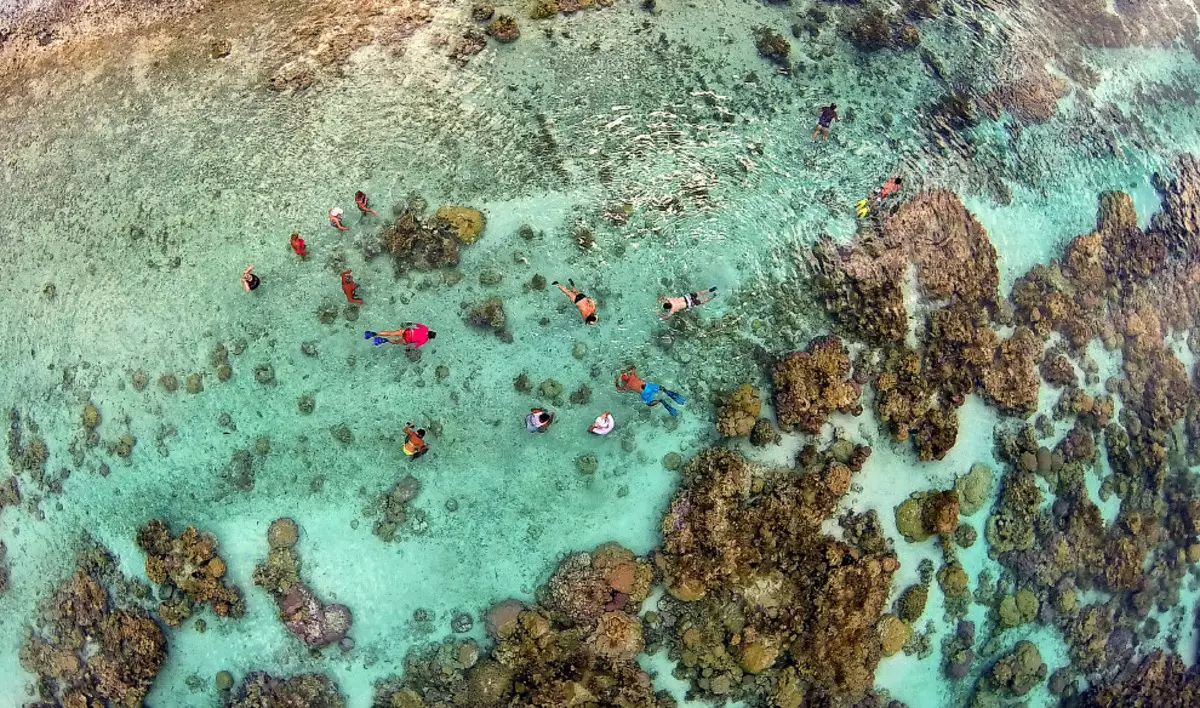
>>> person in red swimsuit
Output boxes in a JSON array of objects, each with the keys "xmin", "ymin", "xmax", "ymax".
[
  {"xmin": 355, "ymin": 191, "xmax": 378, "ymax": 216},
  {"xmin": 290, "ymin": 233, "xmax": 308, "ymax": 258},
  {"xmin": 340, "ymin": 270, "xmax": 363, "ymax": 305},
  {"xmin": 364, "ymin": 324, "xmax": 437, "ymax": 348}
]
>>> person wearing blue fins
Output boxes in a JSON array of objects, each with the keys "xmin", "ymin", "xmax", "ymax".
[
  {"xmin": 616, "ymin": 366, "xmax": 686, "ymax": 416},
  {"xmin": 363, "ymin": 324, "xmax": 436, "ymax": 348}
]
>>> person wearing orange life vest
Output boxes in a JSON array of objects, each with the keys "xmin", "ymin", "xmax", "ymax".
[
  {"xmin": 402, "ymin": 423, "xmax": 429, "ymax": 459},
  {"xmin": 552, "ymin": 279, "xmax": 599, "ymax": 325},
  {"xmin": 588, "ymin": 411, "xmax": 615, "ymax": 435},
  {"xmin": 659, "ymin": 286, "xmax": 718, "ymax": 320},
  {"xmin": 526, "ymin": 408, "xmax": 555, "ymax": 433}
]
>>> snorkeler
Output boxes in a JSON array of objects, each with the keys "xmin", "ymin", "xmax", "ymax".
[
  {"xmin": 526, "ymin": 408, "xmax": 555, "ymax": 433},
  {"xmin": 552, "ymin": 279, "xmax": 599, "ymax": 325},
  {"xmin": 659, "ymin": 286, "xmax": 718, "ymax": 320},
  {"xmin": 588, "ymin": 411, "xmax": 615, "ymax": 435},
  {"xmin": 329, "ymin": 208, "xmax": 349, "ymax": 231},
  {"xmin": 402, "ymin": 422, "xmax": 429, "ymax": 459},
  {"xmin": 290, "ymin": 233, "xmax": 308, "ymax": 258},
  {"xmin": 812, "ymin": 103, "xmax": 839, "ymax": 142},
  {"xmin": 364, "ymin": 324, "xmax": 437, "ymax": 348},
  {"xmin": 856, "ymin": 176, "xmax": 904, "ymax": 218},
  {"xmin": 616, "ymin": 366, "xmax": 687, "ymax": 416},
  {"xmin": 241, "ymin": 264, "xmax": 260, "ymax": 292},
  {"xmin": 355, "ymin": 191, "xmax": 378, "ymax": 216},
  {"xmin": 340, "ymin": 269, "xmax": 364, "ymax": 305}
]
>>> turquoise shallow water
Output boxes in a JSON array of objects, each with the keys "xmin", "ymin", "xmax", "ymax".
[{"xmin": 3, "ymin": 0, "xmax": 1200, "ymax": 706}]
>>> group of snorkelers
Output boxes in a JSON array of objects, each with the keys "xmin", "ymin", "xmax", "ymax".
[
  {"xmin": 242, "ymin": 193, "xmax": 720, "ymax": 460},
  {"xmin": 810, "ymin": 103, "xmax": 905, "ymax": 217}
]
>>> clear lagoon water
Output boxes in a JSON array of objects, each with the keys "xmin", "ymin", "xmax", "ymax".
[{"xmin": 2, "ymin": 0, "xmax": 1200, "ymax": 706}]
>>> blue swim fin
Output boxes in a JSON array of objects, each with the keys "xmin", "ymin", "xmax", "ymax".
[
  {"xmin": 660, "ymin": 400, "xmax": 679, "ymax": 416},
  {"xmin": 664, "ymin": 390, "xmax": 687, "ymax": 405},
  {"xmin": 364, "ymin": 331, "xmax": 377, "ymax": 339},
  {"xmin": 372, "ymin": 336, "xmax": 388, "ymax": 345}
]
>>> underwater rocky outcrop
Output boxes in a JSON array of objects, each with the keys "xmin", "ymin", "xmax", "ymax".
[
  {"xmin": 253, "ymin": 518, "xmax": 353, "ymax": 650},
  {"xmin": 715, "ymin": 383, "xmax": 762, "ymax": 438},
  {"xmin": 136, "ymin": 519, "xmax": 246, "ymax": 626},
  {"xmin": 19, "ymin": 545, "xmax": 167, "ymax": 707}
]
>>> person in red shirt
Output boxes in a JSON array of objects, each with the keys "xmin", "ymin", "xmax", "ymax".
[
  {"xmin": 355, "ymin": 191, "xmax": 378, "ymax": 216},
  {"xmin": 290, "ymin": 233, "xmax": 308, "ymax": 258},
  {"xmin": 364, "ymin": 324, "xmax": 437, "ymax": 348},
  {"xmin": 340, "ymin": 269, "xmax": 364, "ymax": 305}
]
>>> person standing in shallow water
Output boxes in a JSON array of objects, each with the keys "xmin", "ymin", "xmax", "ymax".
[
  {"xmin": 616, "ymin": 366, "xmax": 687, "ymax": 416},
  {"xmin": 526, "ymin": 408, "xmax": 555, "ymax": 433},
  {"xmin": 290, "ymin": 233, "xmax": 308, "ymax": 258},
  {"xmin": 402, "ymin": 423, "xmax": 428, "ymax": 459},
  {"xmin": 340, "ymin": 269, "xmax": 363, "ymax": 305},
  {"xmin": 241, "ymin": 264, "xmax": 260, "ymax": 292},
  {"xmin": 812, "ymin": 103, "xmax": 839, "ymax": 142}
]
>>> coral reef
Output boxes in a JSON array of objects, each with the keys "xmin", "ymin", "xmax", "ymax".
[
  {"xmin": 253, "ymin": 520, "xmax": 353, "ymax": 649},
  {"xmin": 988, "ymin": 640, "xmax": 1047, "ymax": 696},
  {"xmin": 465, "ymin": 297, "xmax": 508, "ymax": 335},
  {"xmin": 136, "ymin": 520, "xmax": 245, "ymax": 626},
  {"xmin": 1074, "ymin": 650, "xmax": 1200, "ymax": 706},
  {"xmin": 374, "ymin": 475, "xmax": 423, "ymax": 542},
  {"xmin": 715, "ymin": 383, "xmax": 761, "ymax": 437},
  {"xmin": 894, "ymin": 489, "xmax": 958, "ymax": 542},
  {"xmin": 377, "ymin": 201, "xmax": 484, "ymax": 274},
  {"xmin": 432, "ymin": 206, "xmax": 486, "ymax": 244},
  {"xmin": 654, "ymin": 446, "xmax": 896, "ymax": 704},
  {"xmin": 486, "ymin": 15, "xmax": 520, "ymax": 42},
  {"xmin": 753, "ymin": 26, "xmax": 791, "ymax": 68},
  {"xmin": 19, "ymin": 545, "xmax": 166, "ymax": 706},
  {"xmin": 376, "ymin": 543, "xmax": 666, "ymax": 707},
  {"xmin": 771, "ymin": 335, "xmax": 860, "ymax": 433},
  {"xmin": 228, "ymin": 671, "xmax": 345, "ymax": 708}
]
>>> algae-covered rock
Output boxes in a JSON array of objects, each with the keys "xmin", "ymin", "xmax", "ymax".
[
  {"xmin": 990, "ymin": 640, "xmax": 1046, "ymax": 696},
  {"xmin": 897, "ymin": 583, "xmax": 928, "ymax": 621},
  {"xmin": 268, "ymin": 518, "xmax": 300, "ymax": 549},
  {"xmin": 878, "ymin": 614, "xmax": 909, "ymax": 657},
  {"xmin": 956, "ymin": 463, "xmax": 993, "ymax": 516},
  {"xmin": 937, "ymin": 562, "xmax": 969, "ymax": 597},
  {"xmin": 716, "ymin": 383, "xmax": 761, "ymax": 437},
  {"xmin": 530, "ymin": 0, "xmax": 558, "ymax": 18},
  {"xmin": 186, "ymin": 373, "xmax": 204, "ymax": 394},
  {"xmin": 434, "ymin": 206, "xmax": 486, "ymax": 244},
  {"xmin": 486, "ymin": 15, "xmax": 520, "ymax": 43},
  {"xmin": 998, "ymin": 589, "xmax": 1039, "ymax": 628},
  {"xmin": 82, "ymin": 402, "xmax": 101, "ymax": 430},
  {"xmin": 895, "ymin": 496, "xmax": 929, "ymax": 543}
]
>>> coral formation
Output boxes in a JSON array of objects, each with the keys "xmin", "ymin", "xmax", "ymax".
[
  {"xmin": 465, "ymin": 297, "xmax": 508, "ymax": 335},
  {"xmin": 228, "ymin": 671, "xmax": 346, "ymax": 708},
  {"xmin": 374, "ymin": 475, "xmax": 422, "ymax": 542},
  {"xmin": 771, "ymin": 335, "xmax": 860, "ymax": 433},
  {"xmin": 20, "ymin": 545, "xmax": 166, "ymax": 706},
  {"xmin": 136, "ymin": 520, "xmax": 245, "ymax": 626},
  {"xmin": 253, "ymin": 521, "xmax": 353, "ymax": 649},
  {"xmin": 715, "ymin": 383, "xmax": 761, "ymax": 437},
  {"xmin": 376, "ymin": 200, "xmax": 484, "ymax": 273},
  {"xmin": 988, "ymin": 640, "xmax": 1047, "ymax": 696},
  {"xmin": 377, "ymin": 543, "xmax": 665, "ymax": 707},
  {"xmin": 655, "ymin": 446, "xmax": 896, "ymax": 703}
]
